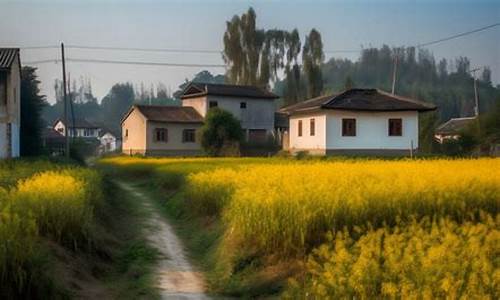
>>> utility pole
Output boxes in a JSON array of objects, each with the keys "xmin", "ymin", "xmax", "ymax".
[
  {"xmin": 470, "ymin": 67, "xmax": 481, "ymax": 117},
  {"xmin": 391, "ymin": 54, "xmax": 398, "ymax": 94},
  {"xmin": 61, "ymin": 42, "xmax": 70, "ymax": 158}
]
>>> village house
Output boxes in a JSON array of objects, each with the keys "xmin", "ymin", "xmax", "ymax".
[
  {"xmin": 121, "ymin": 105, "xmax": 204, "ymax": 156},
  {"xmin": 0, "ymin": 48, "xmax": 21, "ymax": 158},
  {"xmin": 53, "ymin": 117, "xmax": 100, "ymax": 138},
  {"xmin": 98, "ymin": 128, "xmax": 121, "ymax": 153},
  {"xmin": 280, "ymin": 88, "xmax": 437, "ymax": 155},
  {"xmin": 121, "ymin": 82, "xmax": 279, "ymax": 156},
  {"xmin": 180, "ymin": 82, "xmax": 279, "ymax": 142},
  {"xmin": 434, "ymin": 116, "xmax": 476, "ymax": 143}
]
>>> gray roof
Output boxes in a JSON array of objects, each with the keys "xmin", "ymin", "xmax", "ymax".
[
  {"xmin": 54, "ymin": 117, "xmax": 99, "ymax": 129},
  {"xmin": 280, "ymin": 89, "xmax": 437, "ymax": 114},
  {"xmin": 0, "ymin": 48, "xmax": 19, "ymax": 70},
  {"xmin": 435, "ymin": 117, "xmax": 476, "ymax": 135},
  {"xmin": 127, "ymin": 105, "xmax": 204, "ymax": 123},
  {"xmin": 181, "ymin": 82, "xmax": 279, "ymax": 100}
]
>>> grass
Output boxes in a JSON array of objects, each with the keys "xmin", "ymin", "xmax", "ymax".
[{"xmin": 97, "ymin": 156, "xmax": 500, "ymax": 298}]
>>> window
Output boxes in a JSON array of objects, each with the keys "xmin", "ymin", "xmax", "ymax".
[
  {"xmin": 310, "ymin": 118, "xmax": 315, "ymax": 136},
  {"xmin": 298, "ymin": 120, "xmax": 303, "ymax": 137},
  {"xmin": 155, "ymin": 128, "xmax": 168, "ymax": 142},
  {"xmin": 125, "ymin": 129, "xmax": 128, "ymax": 137},
  {"xmin": 0, "ymin": 74, "xmax": 6, "ymax": 106},
  {"xmin": 342, "ymin": 118, "xmax": 356, "ymax": 136},
  {"xmin": 182, "ymin": 129, "xmax": 196, "ymax": 143},
  {"xmin": 240, "ymin": 102, "xmax": 247, "ymax": 109},
  {"xmin": 388, "ymin": 118, "xmax": 402, "ymax": 136},
  {"xmin": 209, "ymin": 101, "xmax": 218, "ymax": 108}
]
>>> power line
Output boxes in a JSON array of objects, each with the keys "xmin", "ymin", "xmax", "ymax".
[
  {"xmin": 415, "ymin": 23, "xmax": 500, "ymax": 48},
  {"xmin": 24, "ymin": 58, "xmax": 226, "ymax": 68}
]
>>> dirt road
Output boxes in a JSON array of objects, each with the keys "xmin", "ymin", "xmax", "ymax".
[{"xmin": 116, "ymin": 181, "xmax": 210, "ymax": 300}]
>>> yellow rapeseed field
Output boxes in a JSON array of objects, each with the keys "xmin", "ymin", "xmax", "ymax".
[{"xmin": 99, "ymin": 156, "xmax": 500, "ymax": 298}]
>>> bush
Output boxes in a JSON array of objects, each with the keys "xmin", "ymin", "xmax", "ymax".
[{"xmin": 200, "ymin": 108, "xmax": 243, "ymax": 156}]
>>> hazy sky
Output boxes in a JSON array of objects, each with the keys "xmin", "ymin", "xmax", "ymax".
[{"xmin": 1, "ymin": 0, "xmax": 499, "ymax": 103}]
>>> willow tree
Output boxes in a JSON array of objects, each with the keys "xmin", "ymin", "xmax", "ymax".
[{"xmin": 302, "ymin": 29, "xmax": 324, "ymax": 98}]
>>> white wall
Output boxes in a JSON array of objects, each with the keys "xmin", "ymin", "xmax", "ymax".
[
  {"xmin": 325, "ymin": 110, "xmax": 419, "ymax": 150},
  {"xmin": 100, "ymin": 132, "xmax": 118, "ymax": 152},
  {"xmin": 289, "ymin": 113, "xmax": 327, "ymax": 150},
  {"xmin": 146, "ymin": 121, "xmax": 202, "ymax": 151},
  {"xmin": 288, "ymin": 110, "xmax": 419, "ymax": 151},
  {"xmin": 0, "ymin": 54, "xmax": 20, "ymax": 158}
]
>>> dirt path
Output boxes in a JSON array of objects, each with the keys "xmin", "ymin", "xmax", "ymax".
[{"xmin": 115, "ymin": 181, "xmax": 210, "ymax": 300}]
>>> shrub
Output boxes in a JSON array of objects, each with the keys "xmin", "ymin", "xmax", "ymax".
[{"xmin": 200, "ymin": 108, "xmax": 243, "ymax": 156}]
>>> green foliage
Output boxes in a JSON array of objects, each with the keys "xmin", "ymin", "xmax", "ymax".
[
  {"xmin": 174, "ymin": 70, "xmax": 225, "ymax": 98},
  {"xmin": 200, "ymin": 108, "xmax": 243, "ymax": 156},
  {"xmin": 20, "ymin": 67, "xmax": 47, "ymax": 156},
  {"xmin": 302, "ymin": 29, "xmax": 324, "ymax": 98}
]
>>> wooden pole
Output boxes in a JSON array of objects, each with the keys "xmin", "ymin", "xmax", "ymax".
[{"xmin": 61, "ymin": 43, "xmax": 69, "ymax": 158}]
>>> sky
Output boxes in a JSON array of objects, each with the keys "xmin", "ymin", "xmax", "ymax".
[{"xmin": 1, "ymin": 0, "xmax": 499, "ymax": 103}]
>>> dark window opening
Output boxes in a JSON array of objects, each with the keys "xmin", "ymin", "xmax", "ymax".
[
  {"xmin": 0, "ymin": 74, "xmax": 6, "ymax": 106},
  {"xmin": 389, "ymin": 118, "xmax": 402, "ymax": 136},
  {"xmin": 209, "ymin": 101, "xmax": 218, "ymax": 108},
  {"xmin": 155, "ymin": 128, "xmax": 168, "ymax": 142},
  {"xmin": 298, "ymin": 120, "xmax": 303, "ymax": 137},
  {"xmin": 240, "ymin": 102, "xmax": 247, "ymax": 109},
  {"xmin": 310, "ymin": 118, "xmax": 315, "ymax": 136},
  {"xmin": 182, "ymin": 129, "xmax": 196, "ymax": 143},
  {"xmin": 342, "ymin": 118, "xmax": 356, "ymax": 136}
]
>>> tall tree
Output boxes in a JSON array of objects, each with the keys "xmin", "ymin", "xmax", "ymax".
[
  {"xmin": 20, "ymin": 67, "xmax": 46, "ymax": 156},
  {"xmin": 302, "ymin": 29, "xmax": 324, "ymax": 98},
  {"xmin": 100, "ymin": 83, "xmax": 135, "ymax": 132}
]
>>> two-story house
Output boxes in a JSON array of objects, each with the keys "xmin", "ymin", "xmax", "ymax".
[
  {"xmin": 0, "ymin": 48, "xmax": 21, "ymax": 158},
  {"xmin": 121, "ymin": 82, "xmax": 279, "ymax": 156},
  {"xmin": 53, "ymin": 118, "xmax": 100, "ymax": 138}
]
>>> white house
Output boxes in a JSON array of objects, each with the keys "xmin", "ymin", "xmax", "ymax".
[
  {"xmin": 280, "ymin": 89, "xmax": 437, "ymax": 155},
  {"xmin": 98, "ymin": 129, "xmax": 121, "ymax": 153},
  {"xmin": 53, "ymin": 118, "xmax": 100, "ymax": 138},
  {"xmin": 0, "ymin": 48, "xmax": 21, "ymax": 158}
]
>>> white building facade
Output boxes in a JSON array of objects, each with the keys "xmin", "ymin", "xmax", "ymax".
[
  {"xmin": 0, "ymin": 48, "xmax": 21, "ymax": 159},
  {"xmin": 282, "ymin": 89, "xmax": 436, "ymax": 155}
]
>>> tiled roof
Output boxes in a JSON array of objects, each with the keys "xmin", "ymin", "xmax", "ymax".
[
  {"xmin": 280, "ymin": 89, "xmax": 437, "ymax": 114},
  {"xmin": 54, "ymin": 117, "xmax": 100, "ymax": 128},
  {"xmin": 435, "ymin": 117, "xmax": 476, "ymax": 135},
  {"xmin": 181, "ymin": 82, "xmax": 279, "ymax": 100},
  {"xmin": 134, "ymin": 105, "xmax": 204, "ymax": 123},
  {"xmin": 0, "ymin": 48, "xmax": 19, "ymax": 69}
]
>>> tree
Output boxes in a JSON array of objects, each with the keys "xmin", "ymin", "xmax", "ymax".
[
  {"xmin": 100, "ymin": 83, "xmax": 135, "ymax": 132},
  {"xmin": 344, "ymin": 76, "xmax": 354, "ymax": 90},
  {"xmin": 481, "ymin": 67, "xmax": 492, "ymax": 86},
  {"xmin": 20, "ymin": 67, "xmax": 46, "ymax": 156},
  {"xmin": 302, "ymin": 29, "xmax": 324, "ymax": 98},
  {"xmin": 200, "ymin": 108, "xmax": 243, "ymax": 156}
]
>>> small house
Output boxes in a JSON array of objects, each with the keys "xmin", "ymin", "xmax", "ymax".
[
  {"xmin": 0, "ymin": 48, "xmax": 21, "ymax": 158},
  {"xmin": 98, "ymin": 129, "xmax": 121, "ymax": 153},
  {"xmin": 121, "ymin": 105, "xmax": 204, "ymax": 156},
  {"xmin": 280, "ymin": 89, "xmax": 437, "ymax": 155},
  {"xmin": 53, "ymin": 118, "xmax": 100, "ymax": 138},
  {"xmin": 434, "ymin": 117, "xmax": 476, "ymax": 143}
]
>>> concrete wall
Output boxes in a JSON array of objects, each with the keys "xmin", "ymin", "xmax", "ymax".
[
  {"xmin": 0, "ymin": 55, "xmax": 20, "ymax": 158},
  {"xmin": 289, "ymin": 113, "xmax": 327, "ymax": 151},
  {"xmin": 146, "ymin": 121, "xmax": 202, "ymax": 152},
  {"xmin": 288, "ymin": 110, "xmax": 419, "ymax": 154},
  {"xmin": 122, "ymin": 108, "xmax": 147, "ymax": 154},
  {"xmin": 182, "ymin": 95, "xmax": 276, "ymax": 131},
  {"xmin": 325, "ymin": 110, "xmax": 419, "ymax": 150}
]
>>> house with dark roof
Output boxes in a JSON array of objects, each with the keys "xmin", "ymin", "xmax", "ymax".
[
  {"xmin": 0, "ymin": 48, "xmax": 21, "ymax": 158},
  {"xmin": 121, "ymin": 82, "xmax": 279, "ymax": 156},
  {"xmin": 181, "ymin": 82, "xmax": 279, "ymax": 142},
  {"xmin": 121, "ymin": 105, "xmax": 204, "ymax": 156},
  {"xmin": 434, "ymin": 117, "xmax": 476, "ymax": 143},
  {"xmin": 53, "ymin": 117, "xmax": 100, "ymax": 138},
  {"xmin": 280, "ymin": 89, "xmax": 437, "ymax": 155}
]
